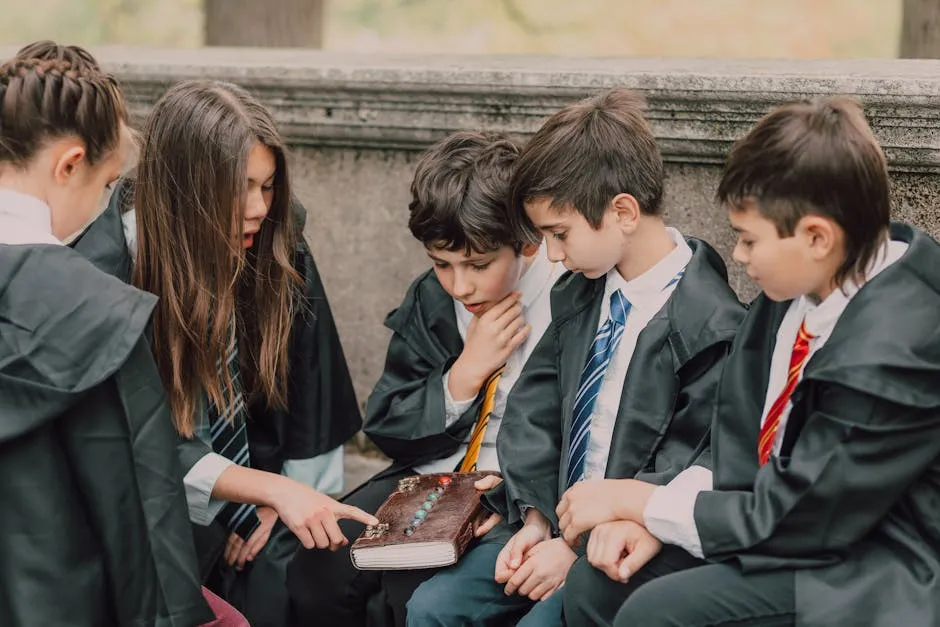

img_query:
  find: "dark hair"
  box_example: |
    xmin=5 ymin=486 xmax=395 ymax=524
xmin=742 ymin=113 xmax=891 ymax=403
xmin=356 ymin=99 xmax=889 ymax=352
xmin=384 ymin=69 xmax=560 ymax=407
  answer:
xmin=14 ymin=40 xmax=101 ymax=72
xmin=717 ymin=96 xmax=890 ymax=287
xmin=408 ymin=130 xmax=535 ymax=254
xmin=509 ymin=88 xmax=664 ymax=240
xmin=0 ymin=54 xmax=126 ymax=167
xmin=134 ymin=79 xmax=300 ymax=436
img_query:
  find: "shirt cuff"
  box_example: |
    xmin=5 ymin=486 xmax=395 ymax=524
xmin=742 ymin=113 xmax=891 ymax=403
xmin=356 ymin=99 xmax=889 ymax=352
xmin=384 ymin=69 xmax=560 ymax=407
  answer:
xmin=442 ymin=371 xmax=476 ymax=428
xmin=282 ymin=446 xmax=345 ymax=495
xmin=642 ymin=465 xmax=712 ymax=559
xmin=184 ymin=452 xmax=234 ymax=526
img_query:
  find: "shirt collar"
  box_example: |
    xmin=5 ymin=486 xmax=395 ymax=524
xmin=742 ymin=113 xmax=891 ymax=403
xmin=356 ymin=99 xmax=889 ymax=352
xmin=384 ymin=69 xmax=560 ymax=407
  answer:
xmin=603 ymin=227 xmax=692 ymax=307
xmin=0 ymin=188 xmax=60 ymax=245
xmin=799 ymin=235 xmax=907 ymax=338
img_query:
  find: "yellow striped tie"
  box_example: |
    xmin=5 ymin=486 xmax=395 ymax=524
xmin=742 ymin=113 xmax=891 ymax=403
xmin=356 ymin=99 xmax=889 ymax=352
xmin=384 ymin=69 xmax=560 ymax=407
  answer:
xmin=458 ymin=366 xmax=505 ymax=472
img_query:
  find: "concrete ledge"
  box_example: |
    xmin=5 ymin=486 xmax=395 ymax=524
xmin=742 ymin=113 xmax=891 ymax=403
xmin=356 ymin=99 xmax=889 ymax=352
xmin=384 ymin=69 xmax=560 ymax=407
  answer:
xmin=8 ymin=46 xmax=936 ymax=171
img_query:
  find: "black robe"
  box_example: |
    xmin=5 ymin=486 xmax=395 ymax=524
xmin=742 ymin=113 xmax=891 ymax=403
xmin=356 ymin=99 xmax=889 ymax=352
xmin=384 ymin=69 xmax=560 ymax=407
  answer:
xmin=496 ymin=238 xmax=746 ymax=526
xmin=697 ymin=223 xmax=940 ymax=627
xmin=363 ymin=268 xmax=486 ymax=471
xmin=0 ymin=244 xmax=212 ymax=627
xmin=71 ymin=180 xmax=362 ymax=627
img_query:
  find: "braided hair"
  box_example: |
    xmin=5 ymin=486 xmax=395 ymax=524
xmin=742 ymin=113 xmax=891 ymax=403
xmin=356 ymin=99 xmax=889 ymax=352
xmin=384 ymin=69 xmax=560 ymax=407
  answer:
xmin=0 ymin=53 xmax=127 ymax=167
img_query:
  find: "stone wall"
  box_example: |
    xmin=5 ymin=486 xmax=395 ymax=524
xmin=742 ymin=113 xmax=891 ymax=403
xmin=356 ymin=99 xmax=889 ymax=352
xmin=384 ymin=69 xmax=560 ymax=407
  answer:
xmin=19 ymin=46 xmax=939 ymax=410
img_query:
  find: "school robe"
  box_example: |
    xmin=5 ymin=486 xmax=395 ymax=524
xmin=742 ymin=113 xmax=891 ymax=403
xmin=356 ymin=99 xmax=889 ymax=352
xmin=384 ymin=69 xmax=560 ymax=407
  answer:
xmin=496 ymin=238 xmax=746 ymax=526
xmin=697 ymin=223 xmax=940 ymax=627
xmin=364 ymin=268 xmax=486 ymax=471
xmin=72 ymin=181 xmax=362 ymax=627
xmin=0 ymin=244 xmax=213 ymax=627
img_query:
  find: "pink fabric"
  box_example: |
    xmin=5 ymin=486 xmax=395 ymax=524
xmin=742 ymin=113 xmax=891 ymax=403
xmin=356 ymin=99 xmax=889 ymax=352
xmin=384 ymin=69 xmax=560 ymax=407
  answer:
xmin=199 ymin=586 xmax=250 ymax=626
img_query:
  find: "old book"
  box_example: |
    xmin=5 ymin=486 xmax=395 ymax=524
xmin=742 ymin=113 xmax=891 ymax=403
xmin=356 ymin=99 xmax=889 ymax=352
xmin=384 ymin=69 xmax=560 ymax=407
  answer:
xmin=350 ymin=471 xmax=497 ymax=570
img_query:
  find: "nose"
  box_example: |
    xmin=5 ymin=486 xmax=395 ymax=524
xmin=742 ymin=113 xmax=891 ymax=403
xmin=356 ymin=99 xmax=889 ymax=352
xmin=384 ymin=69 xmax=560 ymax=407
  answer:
xmin=545 ymin=239 xmax=566 ymax=263
xmin=452 ymin=269 xmax=474 ymax=300
xmin=732 ymin=241 xmax=748 ymax=265
xmin=244 ymin=188 xmax=269 ymax=223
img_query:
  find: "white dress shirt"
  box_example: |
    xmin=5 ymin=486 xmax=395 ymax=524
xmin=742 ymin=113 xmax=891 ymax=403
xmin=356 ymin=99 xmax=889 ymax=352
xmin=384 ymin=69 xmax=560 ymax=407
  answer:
xmin=581 ymin=228 xmax=693 ymax=479
xmin=415 ymin=241 xmax=563 ymax=474
xmin=643 ymin=237 xmax=909 ymax=558
xmin=0 ymin=188 xmax=60 ymax=246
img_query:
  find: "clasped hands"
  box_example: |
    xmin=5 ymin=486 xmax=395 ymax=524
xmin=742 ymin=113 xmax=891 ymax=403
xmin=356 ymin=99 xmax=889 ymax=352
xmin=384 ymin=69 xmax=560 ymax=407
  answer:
xmin=555 ymin=478 xmax=662 ymax=583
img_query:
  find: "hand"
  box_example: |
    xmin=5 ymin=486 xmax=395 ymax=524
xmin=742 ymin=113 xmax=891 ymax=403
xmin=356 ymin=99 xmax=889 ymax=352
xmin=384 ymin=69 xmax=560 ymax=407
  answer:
xmin=270 ymin=477 xmax=379 ymax=551
xmin=557 ymin=479 xmax=656 ymax=546
xmin=230 ymin=506 xmax=278 ymax=569
xmin=473 ymin=475 xmax=503 ymax=537
xmin=223 ymin=532 xmax=244 ymax=569
xmin=448 ymin=292 xmax=530 ymax=400
xmin=586 ymin=520 xmax=662 ymax=583
xmin=494 ymin=517 xmax=552 ymax=583
xmin=504 ymin=538 xmax=577 ymax=601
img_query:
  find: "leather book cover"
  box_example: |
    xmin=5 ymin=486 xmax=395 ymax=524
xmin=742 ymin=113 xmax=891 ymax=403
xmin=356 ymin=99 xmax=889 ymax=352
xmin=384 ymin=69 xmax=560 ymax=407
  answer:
xmin=350 ymin=471 xmax=497 ymax=570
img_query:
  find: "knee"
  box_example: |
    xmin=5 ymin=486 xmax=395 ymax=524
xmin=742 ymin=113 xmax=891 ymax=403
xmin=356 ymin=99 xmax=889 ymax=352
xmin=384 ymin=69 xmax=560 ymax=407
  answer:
xmin=612 ymin=577 xmax=674 ymax=627
xmin=405 ymin=576 xmax=451 ymax=626
xmin=563 ymin=556 xmax=602 ymax=617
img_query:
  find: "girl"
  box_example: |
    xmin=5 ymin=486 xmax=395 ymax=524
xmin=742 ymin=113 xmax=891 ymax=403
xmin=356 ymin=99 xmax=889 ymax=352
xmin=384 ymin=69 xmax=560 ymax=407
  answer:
xmin=0 ymin=52 xmax=214 ymax=625
xmin=82 ymin=79 xmax=373 ymax=626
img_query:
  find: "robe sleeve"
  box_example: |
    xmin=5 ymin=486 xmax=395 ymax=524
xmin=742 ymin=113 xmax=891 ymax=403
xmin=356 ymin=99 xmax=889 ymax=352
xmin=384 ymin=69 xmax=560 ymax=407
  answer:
xmin=364 ymin=330 xmax=483 ymax=465
xmin=696 ymin=383 xmax=940 ymax=560
xmin=495 ymin=328 xmax=564 ymax=527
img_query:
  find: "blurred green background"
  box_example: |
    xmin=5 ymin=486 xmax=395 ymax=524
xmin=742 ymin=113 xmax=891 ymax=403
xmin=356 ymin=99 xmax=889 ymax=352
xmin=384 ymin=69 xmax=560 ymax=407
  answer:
xmin=3 ymin=0 xmax=903 ymax=58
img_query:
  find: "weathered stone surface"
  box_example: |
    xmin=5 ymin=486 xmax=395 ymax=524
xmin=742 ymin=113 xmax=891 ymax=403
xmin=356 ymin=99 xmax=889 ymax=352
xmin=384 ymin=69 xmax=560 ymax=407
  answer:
xmin=8 ymin=46 xmax=937 ymax=417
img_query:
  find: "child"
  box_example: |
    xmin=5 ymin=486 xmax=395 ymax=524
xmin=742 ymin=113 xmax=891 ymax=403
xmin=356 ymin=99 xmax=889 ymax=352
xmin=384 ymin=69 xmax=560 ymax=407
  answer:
xmin=75 ymin=79 xmax=376 ymax=627
xmin=288 ymin=130 xmax=564 ymax=627
xmin=557 ymin=97 xmax=940 ymax=627
xmin=406 ymin=88 xmax=746 ymax=626
xmin=0 ymin=53 xmax=214 ymax=625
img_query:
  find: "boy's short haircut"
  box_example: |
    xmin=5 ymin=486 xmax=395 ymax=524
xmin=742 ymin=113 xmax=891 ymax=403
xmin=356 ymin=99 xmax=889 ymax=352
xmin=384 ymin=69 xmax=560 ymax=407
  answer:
xmin=508 ymin=88 xmax=665 ymax=240
xmin=408 ymin=130 xmax=535 ymax=253
xmin=717 ymin=96 xmax=890 ymax=287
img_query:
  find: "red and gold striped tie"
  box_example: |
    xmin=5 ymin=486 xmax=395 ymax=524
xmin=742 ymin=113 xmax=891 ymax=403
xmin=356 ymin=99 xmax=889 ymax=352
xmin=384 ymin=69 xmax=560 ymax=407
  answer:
xmin=458 ymin=366 xmax=505 ymax=473
xmin=758 ymin=320 xmax=815 ymax=466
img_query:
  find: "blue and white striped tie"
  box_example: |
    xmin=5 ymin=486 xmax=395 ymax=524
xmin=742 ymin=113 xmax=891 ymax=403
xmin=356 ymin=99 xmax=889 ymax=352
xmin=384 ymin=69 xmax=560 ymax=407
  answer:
xmin=209 ymin=331 xmax=261 ymax=540
xmin=566 ymin=289 xmax=631 ymax=488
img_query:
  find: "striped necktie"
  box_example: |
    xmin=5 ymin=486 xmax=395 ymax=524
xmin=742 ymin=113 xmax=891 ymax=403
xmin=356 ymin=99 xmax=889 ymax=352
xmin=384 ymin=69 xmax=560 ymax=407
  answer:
xmin=209 ymin=329 xmax=262 ymax=540
xmin=457 ymin=366 xmax=505 ymax=472
xmin=758 ymin=319 xmax=815 ymax=466
xmin=566 ymin=289 xmax=631 ymax=488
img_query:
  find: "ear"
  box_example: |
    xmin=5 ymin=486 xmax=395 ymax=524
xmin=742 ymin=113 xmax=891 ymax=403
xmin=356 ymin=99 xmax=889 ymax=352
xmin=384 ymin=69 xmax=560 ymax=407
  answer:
xmin=520 ymin=242 xmax=540 ymax=257
xmin=52 ymin=143 xmax=87 ymax=185
xmin=797 ymin=215 xmax=839 ymax=260
xmin=610 ymin=193 xmax=641 ymax=233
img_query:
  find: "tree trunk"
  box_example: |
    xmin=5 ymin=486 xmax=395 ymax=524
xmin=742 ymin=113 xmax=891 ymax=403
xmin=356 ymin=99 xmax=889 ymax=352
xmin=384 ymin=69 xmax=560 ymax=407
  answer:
xmin=204 ymin=0 xmax=325 ymax=47
xmin=900 ymin=0 xmax=940 ymax=58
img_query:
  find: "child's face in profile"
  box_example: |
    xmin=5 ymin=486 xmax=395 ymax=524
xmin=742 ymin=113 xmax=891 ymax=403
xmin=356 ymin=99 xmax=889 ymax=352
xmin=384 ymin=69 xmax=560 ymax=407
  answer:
xmin=241 ymin=141 xmax=276 ymax=250
xmin=427 ymin=244 xmax=528 ymax=316
xmin=730 ymin=200 xmax=843 ymax=302
xmin=525 ymin=197 xmax=624 ymax=279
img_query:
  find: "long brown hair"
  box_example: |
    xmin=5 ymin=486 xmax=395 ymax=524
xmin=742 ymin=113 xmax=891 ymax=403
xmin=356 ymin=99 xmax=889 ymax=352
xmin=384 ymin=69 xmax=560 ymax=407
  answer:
xmin=134 ymin=80 xmax=300 ymax=436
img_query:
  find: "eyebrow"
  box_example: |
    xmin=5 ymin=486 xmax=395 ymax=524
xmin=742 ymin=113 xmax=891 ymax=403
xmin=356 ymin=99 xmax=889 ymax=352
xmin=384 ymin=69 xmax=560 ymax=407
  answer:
xmin=249 ymin=172 xmax=276 ymax=184
xmin=426 ymin=251 xmax=494 ymax=264
xmin=536 ymin=221 xmax=565 ymax=231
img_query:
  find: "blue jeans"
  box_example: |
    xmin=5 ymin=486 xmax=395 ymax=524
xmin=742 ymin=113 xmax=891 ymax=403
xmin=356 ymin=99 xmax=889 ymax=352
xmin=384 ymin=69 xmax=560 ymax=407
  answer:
xmin=406 ymin=541 xmax=564 ymax=627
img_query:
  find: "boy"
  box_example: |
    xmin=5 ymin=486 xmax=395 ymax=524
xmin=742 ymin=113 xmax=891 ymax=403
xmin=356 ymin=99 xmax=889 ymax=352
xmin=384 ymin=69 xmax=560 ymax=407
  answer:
xmin=288 ymin=130 xmax=563 ymax=626
xmin=406 ymin=88 xmax=745 ymax=626
xmin=557 ymin=97 xmax=940 ymax=627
